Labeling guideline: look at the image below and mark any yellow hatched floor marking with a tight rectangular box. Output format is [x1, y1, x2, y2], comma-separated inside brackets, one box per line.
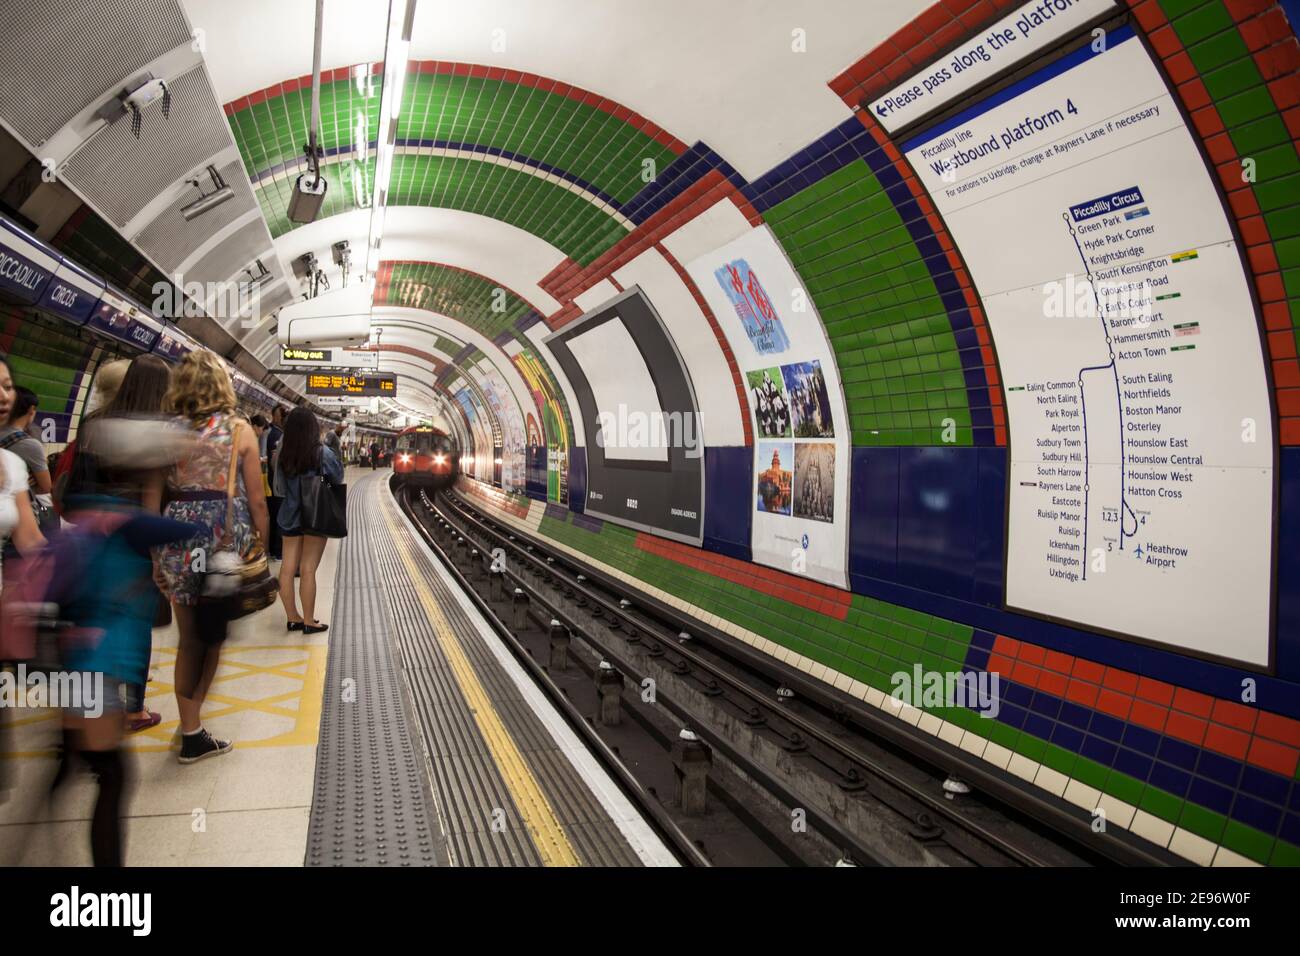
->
[0, 643, 328, 757]
[380, 488, 581, 867]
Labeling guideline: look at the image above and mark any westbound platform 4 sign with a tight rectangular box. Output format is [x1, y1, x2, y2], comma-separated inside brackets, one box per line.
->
[900, 27, 1275, 666]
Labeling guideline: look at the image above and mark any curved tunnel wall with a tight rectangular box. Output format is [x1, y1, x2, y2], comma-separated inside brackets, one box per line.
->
[12, 0, 1288, 866]
[445, 0, 1300, 867]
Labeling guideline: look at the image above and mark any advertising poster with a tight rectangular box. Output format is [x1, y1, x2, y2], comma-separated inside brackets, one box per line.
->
[793, 443, 835, 523]
[901, 26, 1274, 665]
[453, 385, 495, 483]
[688, 226, 851, 588]
[511, 347, 569, 504]
[756, 442, 793, 515]
[544, 287, 704, 545]
[473, 364, 526, 495]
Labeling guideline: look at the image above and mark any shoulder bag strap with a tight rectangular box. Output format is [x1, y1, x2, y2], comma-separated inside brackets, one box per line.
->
[223, 421, 242, 544]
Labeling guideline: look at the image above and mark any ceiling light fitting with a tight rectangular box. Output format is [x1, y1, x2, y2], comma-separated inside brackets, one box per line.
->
[180, 165, 234, 221]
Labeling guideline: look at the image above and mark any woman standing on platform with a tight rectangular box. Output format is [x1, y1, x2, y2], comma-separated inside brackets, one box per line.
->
[274, 407, 342, 634]
[147, 352, 269, 764]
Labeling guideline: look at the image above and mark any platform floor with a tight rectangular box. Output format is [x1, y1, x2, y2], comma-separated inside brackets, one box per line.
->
[0, 468, 672, 867]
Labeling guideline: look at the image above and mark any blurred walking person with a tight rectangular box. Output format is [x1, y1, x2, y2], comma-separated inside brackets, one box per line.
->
[67, 355, 176, 733]
[51, 359, 130, 516]
[53, 382, 196, 863]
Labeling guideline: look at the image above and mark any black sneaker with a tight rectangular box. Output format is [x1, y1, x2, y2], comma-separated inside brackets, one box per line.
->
[178, 729, 233, 764]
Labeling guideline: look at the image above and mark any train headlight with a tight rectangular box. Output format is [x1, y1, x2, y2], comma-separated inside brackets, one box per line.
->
[398, 453, 412, 464]
[433, 453, 446, 465]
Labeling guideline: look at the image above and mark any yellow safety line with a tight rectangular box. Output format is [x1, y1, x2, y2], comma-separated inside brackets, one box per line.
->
[379, 487, 581, 867]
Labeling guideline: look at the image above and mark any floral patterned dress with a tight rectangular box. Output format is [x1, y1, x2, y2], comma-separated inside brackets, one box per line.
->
[156, 412, 255, 606]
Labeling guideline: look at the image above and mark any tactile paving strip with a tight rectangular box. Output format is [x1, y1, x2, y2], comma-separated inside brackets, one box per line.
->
[305, 472, 446, 866]
[374, 483, 646, 866]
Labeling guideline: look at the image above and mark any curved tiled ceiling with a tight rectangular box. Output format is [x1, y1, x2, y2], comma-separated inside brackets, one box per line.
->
[188, 0, 903, 181]
[218, 56, 757, 442]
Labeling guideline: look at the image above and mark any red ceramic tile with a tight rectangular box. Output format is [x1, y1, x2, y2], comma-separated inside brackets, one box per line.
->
[1096, 689, 1132, 720]
[1165, 51, 1197, 84]
[1257, 271, 1286, 301]
[1240, 215, 1271, 247]
[917, 5, 952, 33]
[889, 20, 928, 53]
[1131, 0, 1170, 30]
[1268, 74, 1300, 111]
[1212, 699, 1258, 733]
[1011, 661, 1042, 687]
[1178, 78, 1212, 111]
[1135, 676, 1176, 706]
[1037, 670, 1068, 697]
[1269, 328, 1298, 359]
[1267, 41, 1300, 79]
[1256, 710, 1300, 747]
[1172, 686, 1214, 718]
[993, 634, 1020, 656]
[1147, 24, 1181, 58]
[1165, 710, 1208, 745]
[1248, 243, 1280, 274]
[1276, 359, 1300, 388]
[1279, 417, 1300, 443]
[1240, 10, 1286, 51]
[1102, 668, 1139, 695]
[1066, 679, 1100, 708]
[1044, 656, 1074, 683]
[1129, 699, 1169, 732]
[1246, 737, 1299, 776]
[1229, 184, 1262, 218]
[1224, 0, 1274, 19]
[1203, 723, 1250, 759]
[987, 653, 1015, 675]
[932, 21, 967, 49]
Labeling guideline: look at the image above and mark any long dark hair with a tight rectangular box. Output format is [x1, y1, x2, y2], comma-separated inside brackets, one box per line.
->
[106, 354, 171, 417]
[278, 406, 323, 477]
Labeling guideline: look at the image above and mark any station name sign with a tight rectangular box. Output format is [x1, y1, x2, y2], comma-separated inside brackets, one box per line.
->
[305, 372, 396, 397]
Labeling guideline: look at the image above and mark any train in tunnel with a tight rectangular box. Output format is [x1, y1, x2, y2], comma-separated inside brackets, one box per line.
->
[392, 424, 459, 489]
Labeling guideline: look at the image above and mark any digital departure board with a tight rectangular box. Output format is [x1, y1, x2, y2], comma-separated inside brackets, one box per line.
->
[305, 373, 396, 397]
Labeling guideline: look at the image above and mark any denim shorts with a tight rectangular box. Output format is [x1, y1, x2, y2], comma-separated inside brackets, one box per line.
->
[61, 673, 129, 719]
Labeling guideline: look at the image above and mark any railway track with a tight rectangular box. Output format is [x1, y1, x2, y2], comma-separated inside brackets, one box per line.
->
[399, 481, 1177, 867]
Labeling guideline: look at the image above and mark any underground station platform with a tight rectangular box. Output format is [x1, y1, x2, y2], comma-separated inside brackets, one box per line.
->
[0, 0, 1298, 940]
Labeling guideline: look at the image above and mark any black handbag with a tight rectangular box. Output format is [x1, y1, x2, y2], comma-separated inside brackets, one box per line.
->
[299, 473, 347, 538]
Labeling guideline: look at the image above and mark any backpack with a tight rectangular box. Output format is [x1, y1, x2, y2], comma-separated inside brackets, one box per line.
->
[0, 431, 58, 531]
[0, 511, 122, 667]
